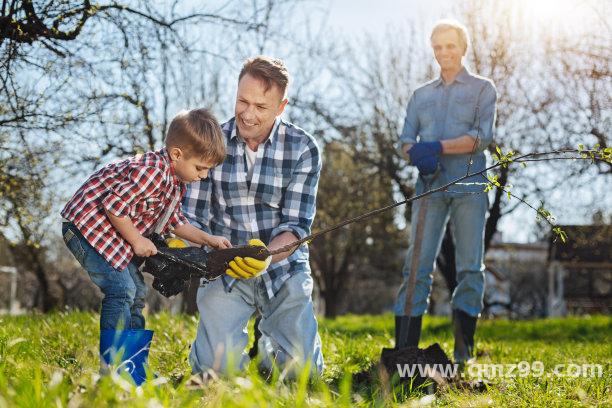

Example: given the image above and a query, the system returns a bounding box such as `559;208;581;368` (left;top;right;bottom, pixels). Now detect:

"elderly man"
183;56;324;377
395;20;497;364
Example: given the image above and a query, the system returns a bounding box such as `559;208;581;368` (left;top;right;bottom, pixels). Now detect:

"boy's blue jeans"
394;193;489;318
62;222;148;330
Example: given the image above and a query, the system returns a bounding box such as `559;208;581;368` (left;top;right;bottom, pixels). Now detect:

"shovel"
378;171;454;391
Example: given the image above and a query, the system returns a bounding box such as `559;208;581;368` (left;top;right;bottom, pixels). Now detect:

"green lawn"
0;312;609;407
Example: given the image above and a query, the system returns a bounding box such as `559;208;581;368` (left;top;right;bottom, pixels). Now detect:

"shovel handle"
403;170;440;317
404;195;429;317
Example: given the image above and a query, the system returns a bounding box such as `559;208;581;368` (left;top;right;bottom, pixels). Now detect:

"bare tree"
0;133;62;311
309;141;405;317
0;0;303;311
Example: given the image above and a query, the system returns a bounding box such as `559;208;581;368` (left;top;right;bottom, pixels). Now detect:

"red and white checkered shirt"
61;148;188;271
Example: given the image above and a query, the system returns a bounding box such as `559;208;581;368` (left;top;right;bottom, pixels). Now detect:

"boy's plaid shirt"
183;118;322;299
61;148;188;271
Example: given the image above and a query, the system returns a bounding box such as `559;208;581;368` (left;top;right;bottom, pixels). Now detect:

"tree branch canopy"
0;1;263;46
1;1;95;44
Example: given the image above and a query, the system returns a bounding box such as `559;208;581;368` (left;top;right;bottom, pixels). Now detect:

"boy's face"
235;73;288;145
169;147;215;183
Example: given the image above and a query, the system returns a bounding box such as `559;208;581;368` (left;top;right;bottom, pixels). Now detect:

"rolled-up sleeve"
399;92;419;148
181;179;211;233
465;81;497;153
166;205;189;233
270;139;322;241
101;166;164;217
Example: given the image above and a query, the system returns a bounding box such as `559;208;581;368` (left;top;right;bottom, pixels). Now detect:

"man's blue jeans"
62;222;148;330
394;193;488;317
189;272;324;377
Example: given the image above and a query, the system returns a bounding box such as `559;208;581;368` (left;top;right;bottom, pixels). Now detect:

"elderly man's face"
235;73;287;145
431;29;465;72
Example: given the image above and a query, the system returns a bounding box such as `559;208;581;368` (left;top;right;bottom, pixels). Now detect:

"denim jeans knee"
127;263;148;329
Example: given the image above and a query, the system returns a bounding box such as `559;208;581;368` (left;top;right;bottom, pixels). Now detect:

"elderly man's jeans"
394;193;488;318
62;222;148;330
189;272;324;377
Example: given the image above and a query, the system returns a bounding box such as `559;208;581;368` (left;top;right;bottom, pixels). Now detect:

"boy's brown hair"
165;108;225;165
239;56;290;97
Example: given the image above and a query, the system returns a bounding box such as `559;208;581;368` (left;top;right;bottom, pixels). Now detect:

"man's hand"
408;141;443;175
132;236;158;257
402;143;413;157
226;239;272;279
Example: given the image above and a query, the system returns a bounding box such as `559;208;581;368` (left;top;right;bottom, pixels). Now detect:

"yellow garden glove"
165;237;188;248
226;239;272;279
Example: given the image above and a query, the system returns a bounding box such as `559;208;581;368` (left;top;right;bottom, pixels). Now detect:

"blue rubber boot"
100;329;154;386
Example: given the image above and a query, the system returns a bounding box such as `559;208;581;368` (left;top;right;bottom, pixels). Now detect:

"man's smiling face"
234;73;287;145
431;28;465;72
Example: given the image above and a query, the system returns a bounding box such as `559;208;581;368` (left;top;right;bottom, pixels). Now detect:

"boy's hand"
205;235;232;250
132;236;158;257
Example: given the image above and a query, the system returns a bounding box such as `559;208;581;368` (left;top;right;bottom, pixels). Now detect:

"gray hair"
430;19;470;54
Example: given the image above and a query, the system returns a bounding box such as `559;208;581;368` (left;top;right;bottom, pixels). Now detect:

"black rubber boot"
453;309;477;365
394;315;422;349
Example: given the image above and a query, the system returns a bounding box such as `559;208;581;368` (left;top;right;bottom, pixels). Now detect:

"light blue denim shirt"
400;67;497;194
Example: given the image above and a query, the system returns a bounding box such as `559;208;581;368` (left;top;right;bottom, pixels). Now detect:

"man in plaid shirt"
185;56;324;377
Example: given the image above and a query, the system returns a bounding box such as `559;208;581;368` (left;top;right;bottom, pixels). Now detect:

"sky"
324;0;608;36
326;0;443;32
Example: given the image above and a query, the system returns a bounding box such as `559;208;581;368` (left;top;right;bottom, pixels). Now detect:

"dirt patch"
354;343;494;396
380;343;453;390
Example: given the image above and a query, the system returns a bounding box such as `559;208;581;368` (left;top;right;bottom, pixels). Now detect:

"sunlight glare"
518;0;602;31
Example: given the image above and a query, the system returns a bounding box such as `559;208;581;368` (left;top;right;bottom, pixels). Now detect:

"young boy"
60;108;236;384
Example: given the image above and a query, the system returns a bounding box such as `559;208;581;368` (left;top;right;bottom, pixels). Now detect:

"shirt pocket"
131;196;161;218
417;99;436;127
452;96;477;125
260;168;290;209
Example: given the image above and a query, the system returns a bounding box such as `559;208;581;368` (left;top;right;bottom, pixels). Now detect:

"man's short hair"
239;56;290;98
165;108;225;165
430;19;470;55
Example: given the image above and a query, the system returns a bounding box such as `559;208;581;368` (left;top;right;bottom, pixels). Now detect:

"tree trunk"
322;289;341;318
25;245;58;312
12;223;60;312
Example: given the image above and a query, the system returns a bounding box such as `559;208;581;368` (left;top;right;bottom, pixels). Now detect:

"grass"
0;312;610;407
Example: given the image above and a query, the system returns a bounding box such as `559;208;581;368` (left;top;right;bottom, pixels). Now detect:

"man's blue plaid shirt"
182;117;322;299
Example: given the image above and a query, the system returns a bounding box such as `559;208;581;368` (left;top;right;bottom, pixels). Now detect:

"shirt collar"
161;147;181;187
434;66;470;87
231;117;281;146
455;66;470;83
